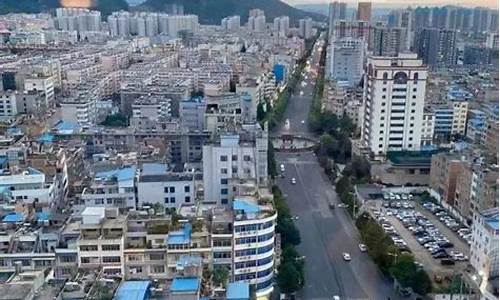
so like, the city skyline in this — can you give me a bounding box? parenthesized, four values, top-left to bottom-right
(287, 0, 499, 9)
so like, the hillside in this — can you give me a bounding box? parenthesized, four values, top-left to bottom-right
(0, 0, 128, 16)
(138, 0, 325, 25)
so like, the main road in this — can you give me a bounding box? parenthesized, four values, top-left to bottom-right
(273, 35, 401, 300)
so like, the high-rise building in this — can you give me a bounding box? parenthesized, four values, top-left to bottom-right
(357, 2, 372, 23)
(414, 28, 457, 68)
(472, 7, 492, 33)
(299, 17, 313, 39)
(273, 16, 289, 37)
(331, 20, 369, 41)
(413, 7, 431, 31)
(249, 8, 265, 18)
(328, 1, 347, 36)
(361, 53, 427, 156)
(221, 16, 240, 31)
(327, 38, 365, 87)
(470, 208, 499, 285)
(370, 26, 407, 57)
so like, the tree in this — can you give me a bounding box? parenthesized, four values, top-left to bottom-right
(277, 262, 302, 293)
(335, 176, 351, 196)
(212, 266, 229, 287)
(240, 44, 247, 53)
(267, 139, 277, 178)
(350, 156, 371, 181)
(277, 217, 301, 246)
(257, 102, 267, 122)
(412, 269, 432, 295)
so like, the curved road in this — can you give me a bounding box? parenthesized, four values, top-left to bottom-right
(274, 35, 401, 300)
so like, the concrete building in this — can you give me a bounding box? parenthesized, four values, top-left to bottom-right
(331, 20, 370, 41)
(273, 16, 289, 37)
(130, 95, 172, 130)
(81, 166, 137, 210)
(299, 18, 313, 39)
(328, 1, 347, 36)
(0, 90, 19, 122)
(421, 110, 435, 146)
(370, 26, 407, 57)
(430, 152, 466, 206)
(23, 75, 54, 108)
(414, 28, 457, 68)
(361, 53, 427, 156)
(77, 207, 126, 275)
(202, 127, 268, 205)
(222, 16, 240, 32)
(327, 38, 365, 87)
(137, 163, 195, 209)
(470, 209, 498, 289)
(180, 97, 206, 131)
(357, 2, 372, 23)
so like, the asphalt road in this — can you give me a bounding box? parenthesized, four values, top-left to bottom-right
(274, 36, 401, 300)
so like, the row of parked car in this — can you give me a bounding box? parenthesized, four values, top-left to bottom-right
(373, 211, 409, 252)
(422, 202, 472, 245)
(394, 208, 468, 265)
(383, 192, 414, 201)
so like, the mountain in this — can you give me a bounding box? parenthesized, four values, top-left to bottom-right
(0, 0, 128, 16)
(138, 0, 325, 25)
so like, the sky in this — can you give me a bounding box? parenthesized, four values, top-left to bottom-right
(284, 0, 499, 9)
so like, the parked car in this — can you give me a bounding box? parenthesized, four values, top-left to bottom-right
(441, 259, 455, 266)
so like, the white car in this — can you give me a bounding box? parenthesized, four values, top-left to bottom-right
(342, 253, 351, 261)
(291, 178, 296, 184)
(337, 203, 349, 208)
(333, 296, 341, 300)
(280, 164, 285, 172)
(301, 120, 305, 124)
(358, 244, 367, 252)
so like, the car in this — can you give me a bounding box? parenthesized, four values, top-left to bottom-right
(301, 120, 305, 124)
(358, 244, 367, 252)
(342, 253, 351, 261)
(329, 202, 336, 209)
(433, 251, 449, 259)
(441, 258, 456, 266)
(337, 203, 349, 208)
(291, 178, 296, 184)
(280, 164, 285, 172)
(333, 296, 341, 300)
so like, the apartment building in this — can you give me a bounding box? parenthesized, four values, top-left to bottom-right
(470, 209, 498, 288)
(327, 38, 365, 87)
(361, 53, 427, 156)
(421, 110, 435, 146)
(77, 207, 126, 275)
(23, 75, 54, 107)
(203, 126, 268, 205)
(137, 164, 195, 209)
(81, 166, 137, 210)
(430, 152, 466, 205)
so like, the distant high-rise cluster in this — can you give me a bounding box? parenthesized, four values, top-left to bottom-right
(221, 15, 241, 32)
(55, 7, 101, 33)
(273, 16, 290, 37)
(247, 9, 266, 32)
(328, 1, 347, 36)
(357, 2, 372, 23)
(107, 12, 199, 38)
(299, 17, 313, 39)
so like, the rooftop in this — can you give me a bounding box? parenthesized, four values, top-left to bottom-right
(480, 208, 499, 231)
(226, 282, 250, 300)
(167, 223, 192, 245)
(95, 166, 136, 182)
(170, 277, 199, 293)
(114, 280, 151, 300)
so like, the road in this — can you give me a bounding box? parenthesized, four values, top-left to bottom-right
(274, 35, 401, 300)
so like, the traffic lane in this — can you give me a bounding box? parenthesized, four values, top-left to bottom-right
(276, 153, 401, 299)
(276, 157, 343, 299)
(277, 154, 367, 299)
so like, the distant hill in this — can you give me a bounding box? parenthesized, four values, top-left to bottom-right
(0, 0, 128, 16)
(138, 0, 325, 25)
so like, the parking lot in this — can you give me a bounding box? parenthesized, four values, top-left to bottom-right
(369, 192, 471, 278)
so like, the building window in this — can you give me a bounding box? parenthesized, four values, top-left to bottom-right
(102, 256, 121, 263)
(185, 196, 191, 203)
(243, 155, 251, 161)
(232, 167, 238, 173)
(184, 186, 190, 192)
(221, 198, 228, 204)
(232, 155, 238, 161)
(102, 244, 120, 251)
(221, 178, 228, 184)
(221, 189, 228, 195)
(170, 197, 176, 203)
(220, 155, 228, 161)
(169, 187, 175, 193)
(221, 168, 228, 174)
(164, 187, 169, 193)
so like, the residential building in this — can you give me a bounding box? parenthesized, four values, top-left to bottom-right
(328, 1, 347, 36)
(203, 126, 268, 205)
(180, 97, 206, 131)
(361, 53, 427, 156)
(331, 20, 370, 41)
(77, 207, 126, 275)
(414, 28, 457, 68)
(370, 26, 407, 57)
(430, 152, 466, 205)
(470, 209, 498, 288)
(421, 110, 435, 146)
(357, 2, 372, 23)
(299, 18, 313, 39)
(327, 38, 365, 87)
(81, 166, 137, 210)
(23, 75, 55, 107)
(137, 164, 195, 208)
(222, 16, 241, 32)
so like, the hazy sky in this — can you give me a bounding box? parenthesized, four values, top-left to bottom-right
(284, 0, 499, 9)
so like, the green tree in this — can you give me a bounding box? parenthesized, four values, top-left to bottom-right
(412, 269, 432, 295)
(277, 216, 301, 246)
(277, 262, 302, 293)
(267, 139, 277, 178)
(240, 44, 247, 53)
(257, 102, 267, 123)
(212, 266, 229, 287)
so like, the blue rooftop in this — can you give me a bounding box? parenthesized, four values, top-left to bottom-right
(37, 133, 55, 143)
(3, 213, 24, 223)
(233, 199, 260, 215)
(227, 282, 250, 300)
(55, 121, 79, 134)
(36, 212, 50, 222)
(114, 281, 151, 300)
(167, 223, 192, 245)
(96, 166, 136, 182)
(170, 277, 199, 293)
(6, 127, 23, 136)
